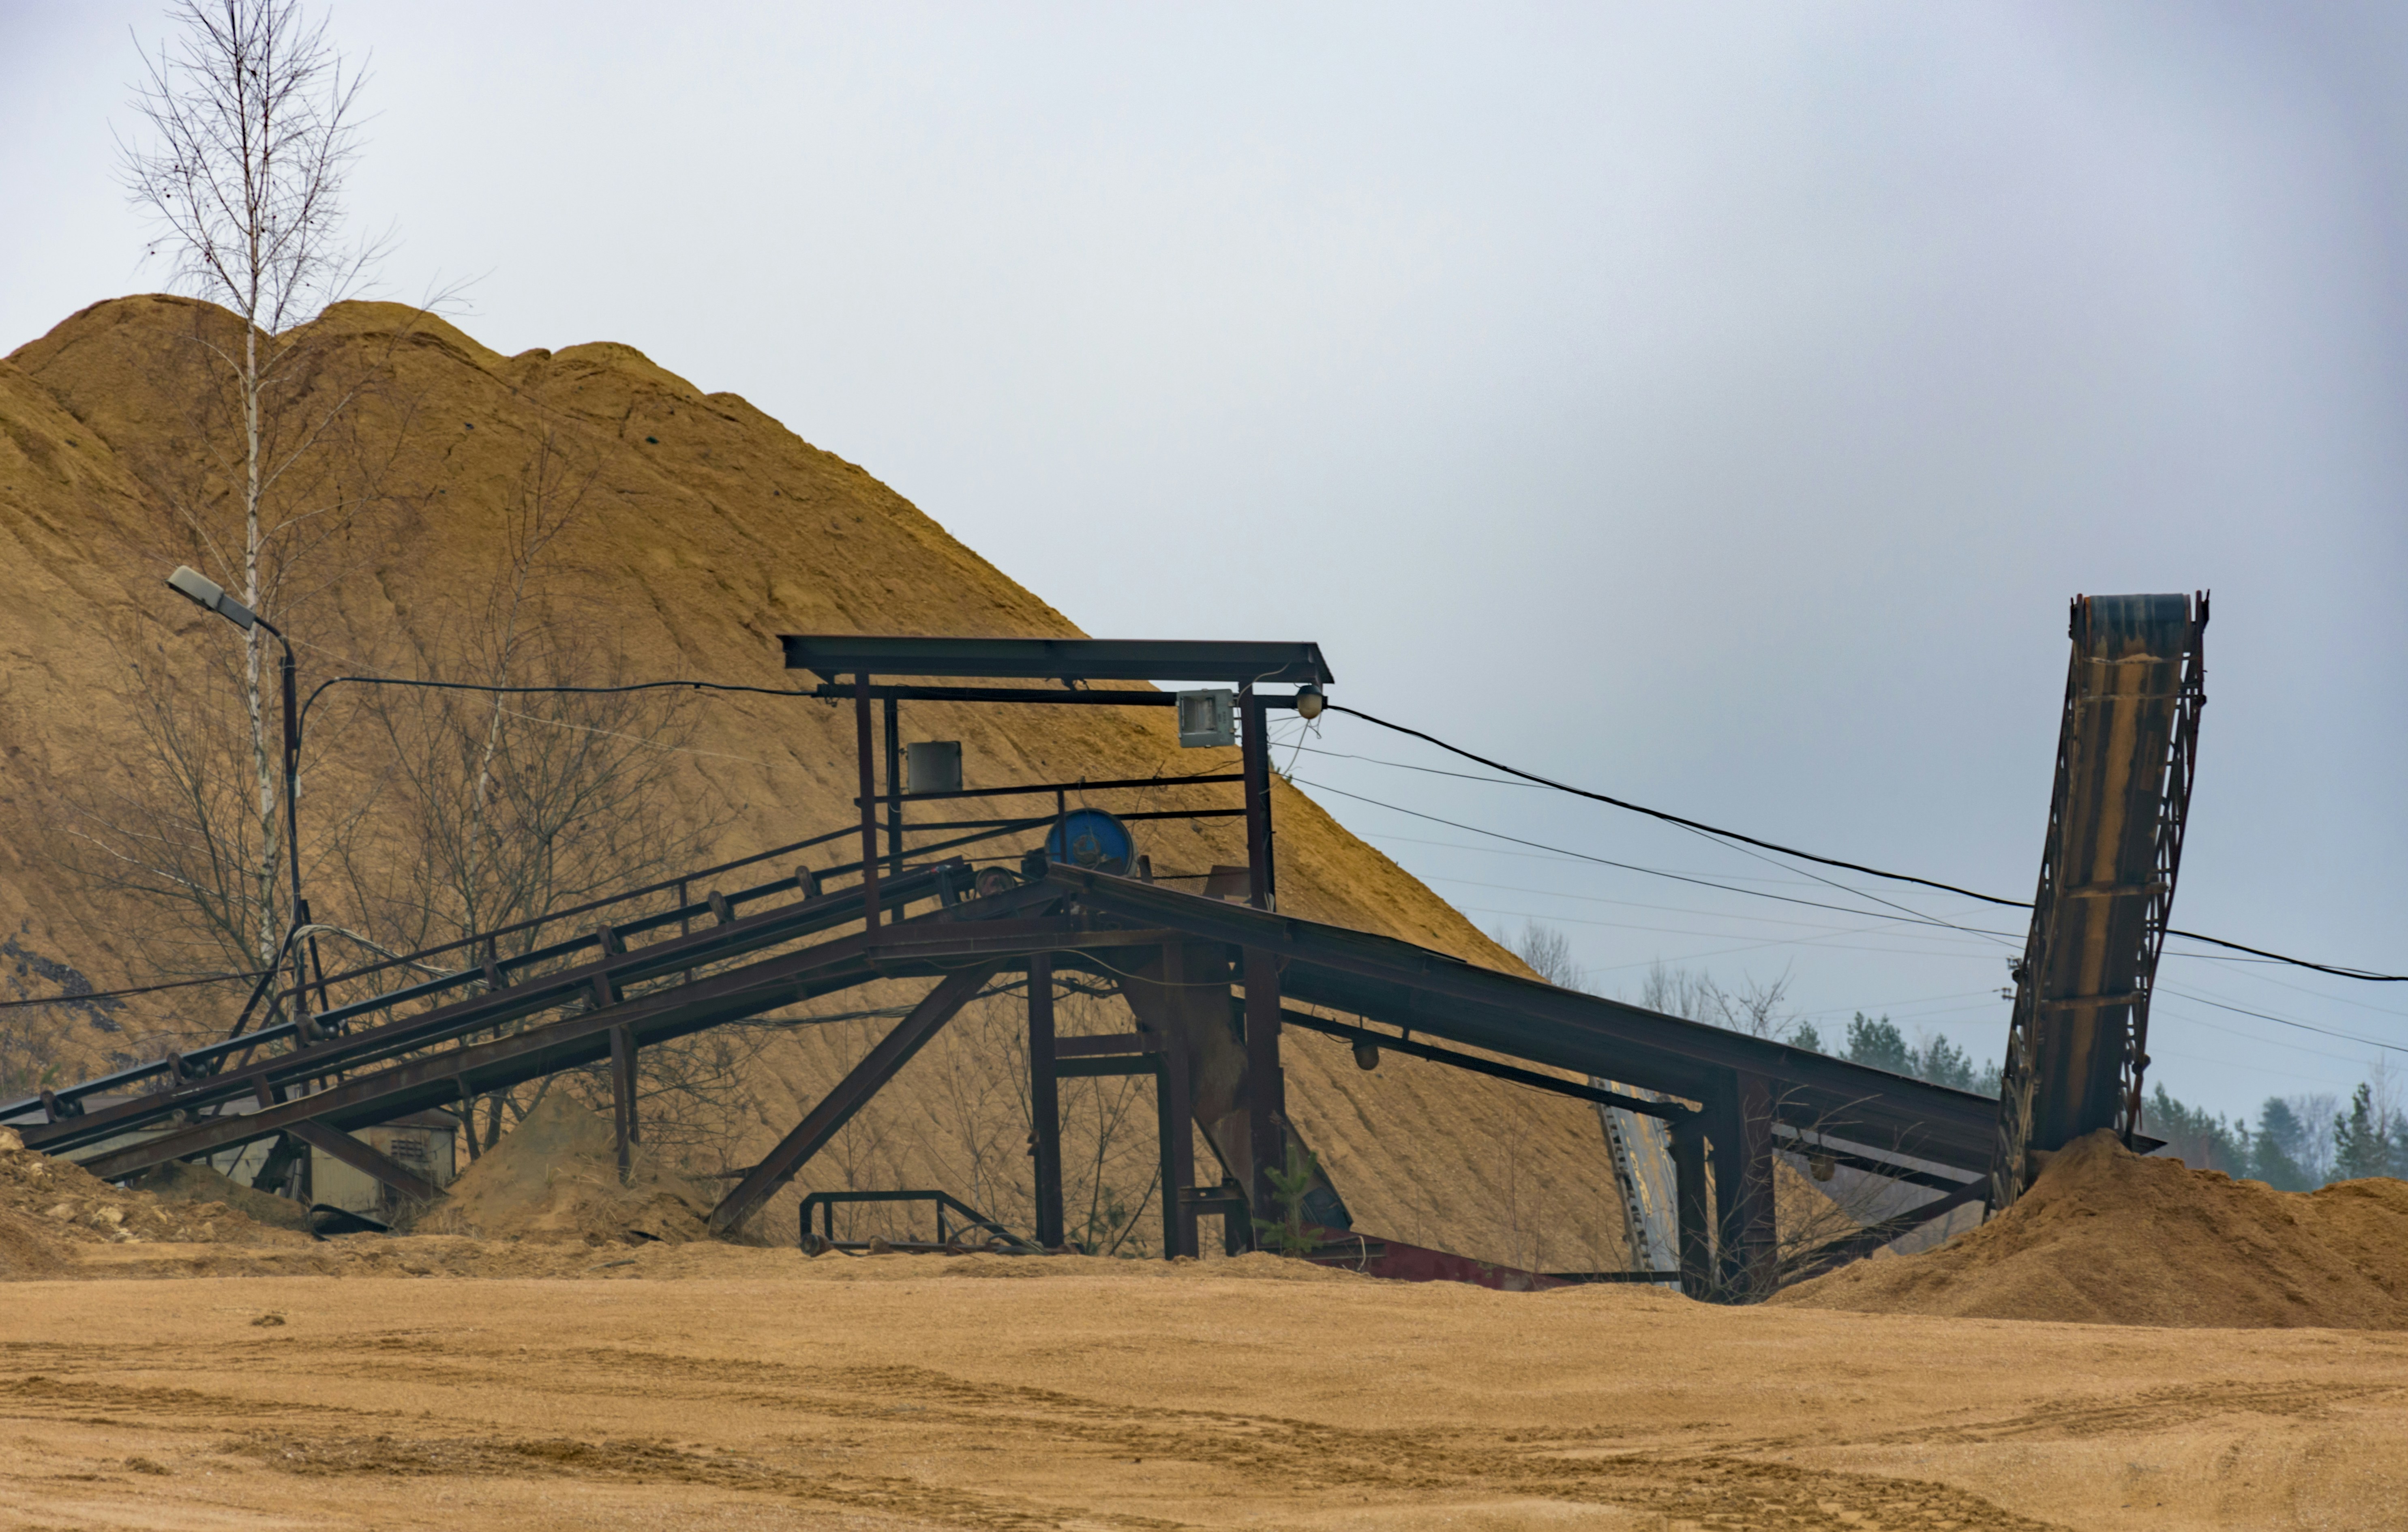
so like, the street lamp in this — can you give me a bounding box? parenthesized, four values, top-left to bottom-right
(166, 566, 313, 1038)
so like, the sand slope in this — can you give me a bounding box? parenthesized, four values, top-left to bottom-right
(1, 295, 1627, 1268)
(1776, 1129, 2408, 1328)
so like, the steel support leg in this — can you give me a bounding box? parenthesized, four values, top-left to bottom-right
(609, 1022, 638, 1185)
(1672, 1114, 1713, 1298)
(854, 673, 881, 931)
(1155, 1036, 1195, 1259)
(1701, 1070, 1778, 1300)
(1240, 685, 1275, 911)
(1243, 946, 1284, 1242)
(1028, 954, 1065, 1249)
(883, 693, 903, 878)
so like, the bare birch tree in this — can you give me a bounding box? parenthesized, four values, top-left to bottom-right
(118, 0, 381, 973)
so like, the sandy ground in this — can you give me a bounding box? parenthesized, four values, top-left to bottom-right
(4, 1247, 2405, 1532)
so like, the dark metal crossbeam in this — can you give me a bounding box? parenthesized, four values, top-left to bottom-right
(1782, 1177, 1990, 1284)
(781, 635, 1333, 686)
(801, 684, 1315, 710)
(287, 1120, 444, 1206)
(1042, 866, 2000, 1173)
(1276, 1009, 1694, 1120)
(859, 772, 1244, 805)
(707, 965, 1000, 1236)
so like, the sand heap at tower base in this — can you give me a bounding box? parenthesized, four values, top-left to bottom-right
(0, 1126, 297, 1276)
(405, 1092, 727, 1247)
(1774, 1128, 2408, 1328)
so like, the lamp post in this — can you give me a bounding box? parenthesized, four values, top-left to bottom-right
(165, 566, 313, 1039)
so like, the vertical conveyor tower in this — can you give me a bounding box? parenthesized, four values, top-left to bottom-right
(1988, 593, 2206, 1212)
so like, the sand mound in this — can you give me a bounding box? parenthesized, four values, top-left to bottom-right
(0, 1126, 297, 1276)
(407, 1093, 722, 1247)
(1774, 1128, 2408, 1328)
(132, 1159, 312, 1231)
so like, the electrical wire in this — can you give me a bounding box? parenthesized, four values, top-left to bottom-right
(1326, 703, 2407, 982)
(0, 967, 275, 1010)
(1292, 776, 2012, 938)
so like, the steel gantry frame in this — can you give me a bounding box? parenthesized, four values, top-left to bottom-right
(7, 633, 2008, 1298)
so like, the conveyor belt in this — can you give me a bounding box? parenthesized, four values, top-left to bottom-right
(1988, 593, 2206, 1210)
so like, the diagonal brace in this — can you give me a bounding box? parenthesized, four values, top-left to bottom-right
(707, 964, 999, 1236)
(287, 1120, 445, 1205)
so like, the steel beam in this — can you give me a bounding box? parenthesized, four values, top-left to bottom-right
(1028, 953, 1064, 1249)
(780, 635, 1333, 687)
(854, 674, 881, 931)
(883, 693, 903, 878)
(287, 1120, 443, 1206)
(1157, 1028, 1195, 1259)
(1240, 686, 1274, 912)
(1043, 867, 1999, 1172)
(609, 1023, 638, 1184)
(1785, 1177, 1990, 1284)
(707, 965, 1000, 1236)
(1275, 1010, 1693, 1120)
(1672, 1116, 1712, 1298)
(1242, 946, 1284, 1240)
(1716, 1069, 1778, 1299)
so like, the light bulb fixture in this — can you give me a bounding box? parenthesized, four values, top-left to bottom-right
(1294, 684, 1326, 720)
(166, 565, 259, 632)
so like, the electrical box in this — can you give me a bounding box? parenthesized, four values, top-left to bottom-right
(906, 740, 962, 795)
(1176, 689, 1235, 748)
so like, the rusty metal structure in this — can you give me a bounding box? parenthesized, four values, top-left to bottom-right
(6, 634, 2018, 1299)
(1988, 594, 2207, 1211)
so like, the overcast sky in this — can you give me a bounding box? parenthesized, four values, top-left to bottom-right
(6, 2, 2404, 1127)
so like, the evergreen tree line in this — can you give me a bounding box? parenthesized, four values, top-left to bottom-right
(2141, 1075, 2405, 1189)
(1795, 1012, 2402, 1190)
(1792, 1012, 1999, 1095)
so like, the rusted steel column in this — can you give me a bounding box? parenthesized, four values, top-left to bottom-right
(1240, 685, 1274, 911)
(1028, 954, 1065, 1249)
(854, 674, 881, 932)
(609, 1022, 638, 1185)
(1671, 1114, 1713, 1298)
(1243, 946, 1284, 1241)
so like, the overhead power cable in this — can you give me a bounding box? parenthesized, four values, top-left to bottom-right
(0, 968, 275, 1010)
(1325, 703, 2406, 983)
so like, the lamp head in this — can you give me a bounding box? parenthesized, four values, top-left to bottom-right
(166, 566, 257, 632)
(1294, 684, 1326, 721)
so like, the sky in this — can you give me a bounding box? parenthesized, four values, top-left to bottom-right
(4, 2, 2404, 1128)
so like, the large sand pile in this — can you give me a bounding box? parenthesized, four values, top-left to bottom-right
(1775, 1129, 2408, 1328)
(0, 1126, 297, 1276)
(408, 1092, 723, 1247)
(0, 294, 1628, 1269)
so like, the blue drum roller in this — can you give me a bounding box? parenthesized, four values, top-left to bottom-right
(1044, 807, 1135, 875)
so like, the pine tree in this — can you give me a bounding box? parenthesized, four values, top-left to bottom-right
(2252, 1097, 2316, 1190)
(1844, 1013, 1912, 1075)
(2333, 1084, 2393, 1182)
